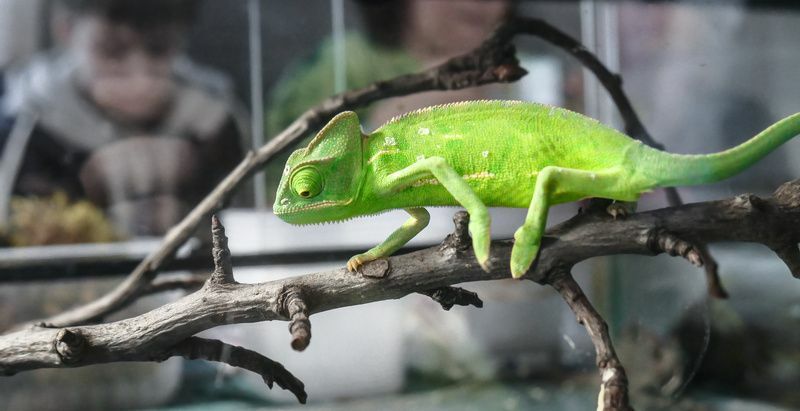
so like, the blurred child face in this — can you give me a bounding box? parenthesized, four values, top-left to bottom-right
(405, 0, 510, 60)
(68, 16, 182, 124)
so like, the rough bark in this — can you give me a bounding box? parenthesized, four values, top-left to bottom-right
(3, 181, 800, 408)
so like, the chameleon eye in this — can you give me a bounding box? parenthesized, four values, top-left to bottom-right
(291, 167, 323, 199)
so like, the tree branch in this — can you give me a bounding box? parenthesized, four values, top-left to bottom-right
(548, 271, 632, 411)
(3, 180, 799, 408)
(33, 15, 685, 329)
(167, 337, 307, 404)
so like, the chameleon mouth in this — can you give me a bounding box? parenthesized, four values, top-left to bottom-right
(273, 199, 352, 216)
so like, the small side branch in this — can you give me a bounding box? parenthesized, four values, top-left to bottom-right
(646, 229, 704, 267)
(282, 287, 311, 351)
(419, 287, 483, 311)
(645, 228, 728, 298)
(208, 215, 235, 285)
(549, 271, 633, 411)
(697, 245, 728, 298)
(168, 337, 307, 404)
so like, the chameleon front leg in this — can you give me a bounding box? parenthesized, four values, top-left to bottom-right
(347, 207, 430, 272)
(511, 166, 627, 278)
(378, 156, 492, 271)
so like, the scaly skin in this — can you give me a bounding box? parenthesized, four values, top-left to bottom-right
(273, 100, 800, 278)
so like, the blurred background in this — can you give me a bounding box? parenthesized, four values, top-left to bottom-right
(0, 1, 799, 410)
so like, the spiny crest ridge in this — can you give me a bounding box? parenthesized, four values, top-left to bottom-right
(382, 99, 534, 127)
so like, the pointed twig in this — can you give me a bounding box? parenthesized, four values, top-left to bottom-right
(168, 337, 307, 404)
(208, 214, 235, 285)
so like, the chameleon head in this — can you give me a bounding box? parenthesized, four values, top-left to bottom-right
(273, 111, 366, 224)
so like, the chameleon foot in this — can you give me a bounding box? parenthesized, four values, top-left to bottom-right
(346, 253, 374, 272)
(606, 201, 635, 219)
(469, 220, 492, 272)
(510, 227, 540, 279)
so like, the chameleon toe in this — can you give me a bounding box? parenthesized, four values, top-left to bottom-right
(346, 255, 364, 272)
(477, 256, 492, 272)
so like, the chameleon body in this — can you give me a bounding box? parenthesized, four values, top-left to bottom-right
(273, 100, 800, 278)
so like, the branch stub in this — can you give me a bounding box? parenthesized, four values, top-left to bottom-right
(55, 328, 85, 364)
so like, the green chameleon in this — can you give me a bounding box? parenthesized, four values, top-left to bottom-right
(273, 100, 800, 278)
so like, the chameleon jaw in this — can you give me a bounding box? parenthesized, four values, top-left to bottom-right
(273, 198, 357, 225)
(274, 198, 353, 215)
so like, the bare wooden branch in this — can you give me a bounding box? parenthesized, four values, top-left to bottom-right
(33, 16, 681, 329)
(3, 180, 799, 404)
(549, 271, 633, 411)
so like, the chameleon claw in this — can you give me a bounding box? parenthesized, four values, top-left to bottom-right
(511, 227, 539, 279)
(347, 254, 368, 272)
(606, 202, 634, 220)
(477, 256, 492, 273)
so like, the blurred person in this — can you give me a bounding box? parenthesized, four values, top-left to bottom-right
(265, 0, 513, 201)
(0, 0, 45, 69)
(0, 0, 246, 239)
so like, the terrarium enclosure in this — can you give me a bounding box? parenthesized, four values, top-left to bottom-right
(0, 1, 799, 411)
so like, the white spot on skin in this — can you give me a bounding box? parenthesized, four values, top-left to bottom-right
(412, 178, 440, 187)
(283, 165, 291, 175)
(280, 198, 290, 205)
(463, 171, 495, 180)
(417, 127, 430, 136)
(482, 151, 489, 158)
(384, 136, 396, 146)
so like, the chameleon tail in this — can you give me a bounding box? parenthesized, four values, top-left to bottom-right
(640, 112, 800, 187)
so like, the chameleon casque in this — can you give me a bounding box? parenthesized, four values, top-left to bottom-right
(273, 100, 800, 278)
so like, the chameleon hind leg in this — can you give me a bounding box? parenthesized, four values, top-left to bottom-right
(347, 207, 430, 272)
(511, 166, 631, 278)
(377, 156, 492, 271)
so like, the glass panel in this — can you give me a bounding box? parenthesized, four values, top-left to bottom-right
(0, 1, 798, 410)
